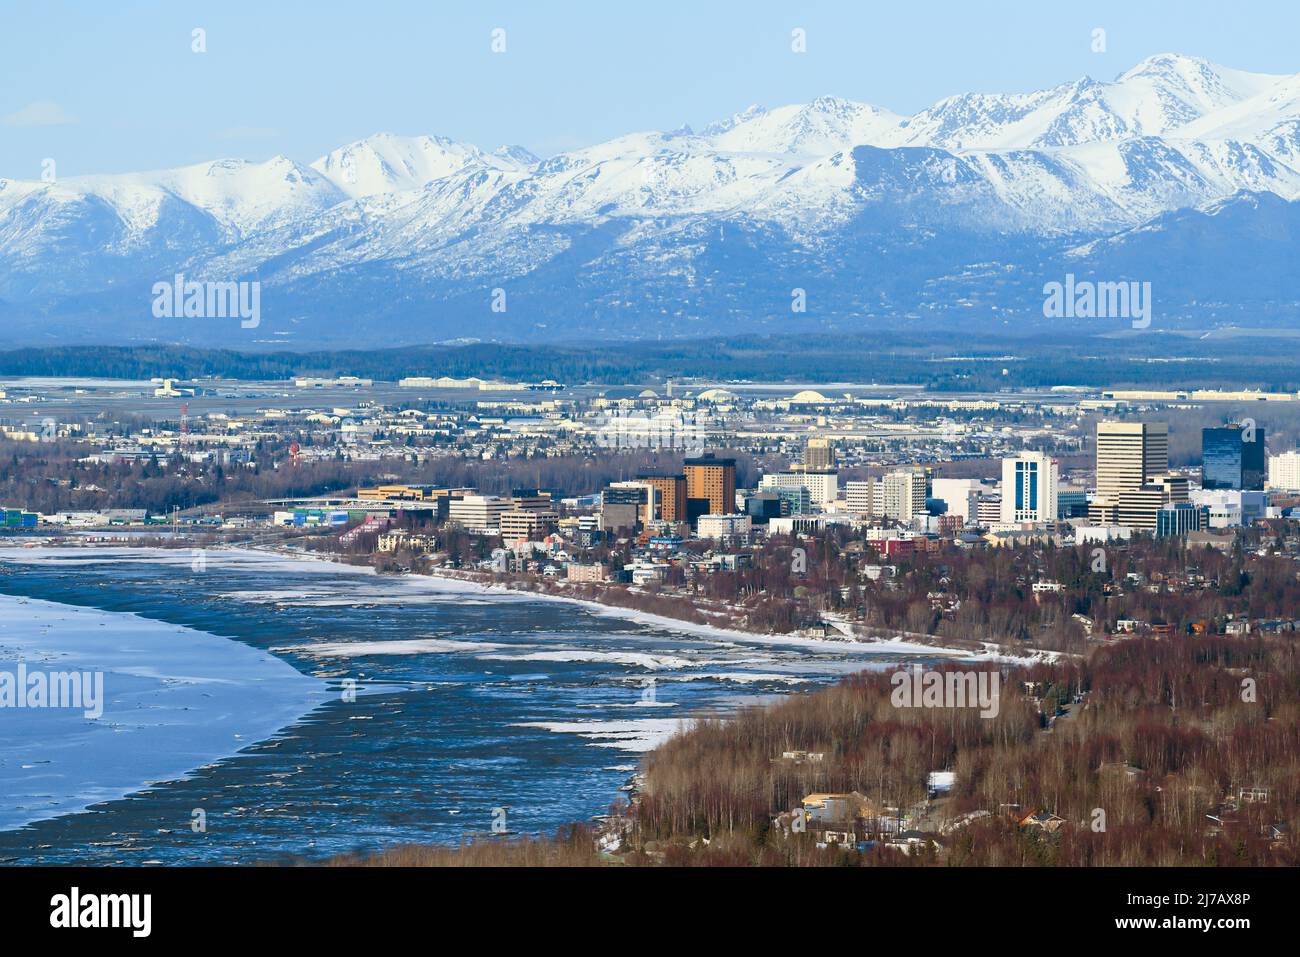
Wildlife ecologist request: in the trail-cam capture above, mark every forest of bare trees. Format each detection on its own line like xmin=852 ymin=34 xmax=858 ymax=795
xmin=337 ymin=636 xmax=1299 ymax=867
xmin=632 ymin=636 xmax=1300 ymax=866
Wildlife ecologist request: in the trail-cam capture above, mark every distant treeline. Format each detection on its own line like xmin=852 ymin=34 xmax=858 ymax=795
xmin=5 ymin=333 xmax=1300 ymax=390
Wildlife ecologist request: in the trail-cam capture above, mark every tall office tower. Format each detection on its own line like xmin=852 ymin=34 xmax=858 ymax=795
xmin=880 ymin=468 xmax=928 ymax=522
xmin=1202 ymin=425 xmax=1266 ymax=491
xmin=602 ymin=482 xmax=655 ymax=530
xmin=636 ymin=473 xmax=687 ymax=523
xmin=684 ymin=453 xmax=737 ymax=520
xmin=999 ymin=452 xmax=1059 ymax=524
xmin=845 ymin=479 xmax=877 ymax=515
xmin=1268 ymin=450 xmax=1300 ymax=491
xmin=1095 ymin=422 xmax=1168 ymax=499
xmin=804 ymin=437 xmax=835 ymax=470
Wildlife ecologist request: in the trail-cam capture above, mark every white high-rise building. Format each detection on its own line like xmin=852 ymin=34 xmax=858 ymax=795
xmin=879 ymin=469 xmax=928 ymax=522
xmin=448 ymin=495 xmax=511 ymax=532
xmin=845 ymin=480 xmax=876 ymax=515
xmin=760 ymin=469 xmax=839 ymax=507
xmin=1268 ymin=451 xmax=1300 ymax=491
xmin=1000 ymin=453 xmax=1059 ymax=524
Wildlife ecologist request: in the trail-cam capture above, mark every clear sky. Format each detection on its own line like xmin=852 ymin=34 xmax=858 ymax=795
xmin=2 ymin=0 xmax=1298 ymax=178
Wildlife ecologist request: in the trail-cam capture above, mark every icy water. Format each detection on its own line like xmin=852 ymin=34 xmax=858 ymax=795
xmin=0 ymin=546 xmax=923 ymax=865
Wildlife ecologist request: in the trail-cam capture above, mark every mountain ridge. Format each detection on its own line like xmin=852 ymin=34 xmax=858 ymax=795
xmin=2 ymin=53 xmax=1298 ymax=346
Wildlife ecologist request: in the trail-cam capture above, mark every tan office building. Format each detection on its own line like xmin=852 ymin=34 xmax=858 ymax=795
xmin=499 ymin=508 xmax=558 ymax=543
xmin=448 ymin=495 xmax=511 ymax=532
xmin=685 ymin=453 xmax=737 ymax=518
xmin=1091 ymin=421 xmax=1176 ymax=530
xmin=1095 ymin=422 xmax=1168 ymax=499
xmin=805 ymin=437 xmax=835 ymax=470
xmin=637 ymin=474 xmax=687 ymax=523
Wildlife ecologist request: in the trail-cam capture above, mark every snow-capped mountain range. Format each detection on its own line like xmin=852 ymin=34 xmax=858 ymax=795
xmin=3 ymin=53 xmax=1299 ymax=346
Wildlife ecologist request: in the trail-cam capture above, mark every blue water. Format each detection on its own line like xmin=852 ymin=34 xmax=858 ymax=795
xmin=0 ymin=547 xmax=912 ymax=865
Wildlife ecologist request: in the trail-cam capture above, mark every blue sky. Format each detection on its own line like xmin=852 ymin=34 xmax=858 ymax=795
xmin=2 ymin=0 xmax=1298 ymax=177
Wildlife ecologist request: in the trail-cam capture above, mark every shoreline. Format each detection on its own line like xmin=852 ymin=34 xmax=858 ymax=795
xmin=231 ymin=541 xmax=1049 ymax=664
xmin=365 ymin=557 xmax=1060 ymax=666
xmin=4 ymin=534 xmax=1060 ymax=663
xmin=0 ymin=537 xmax=1051 ymax=856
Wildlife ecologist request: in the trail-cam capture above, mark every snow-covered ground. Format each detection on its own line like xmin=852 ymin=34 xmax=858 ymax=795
xmin=0 ymin=593 xmax=327 ymax=832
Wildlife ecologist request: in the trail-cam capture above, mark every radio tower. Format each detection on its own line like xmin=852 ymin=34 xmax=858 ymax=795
xmin=180 ymin=402 xmax=189 ymax=441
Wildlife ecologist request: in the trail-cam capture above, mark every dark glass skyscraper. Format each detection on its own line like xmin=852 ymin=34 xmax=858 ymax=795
xmin=1202 ymin=426 xmax=1265 ymax=490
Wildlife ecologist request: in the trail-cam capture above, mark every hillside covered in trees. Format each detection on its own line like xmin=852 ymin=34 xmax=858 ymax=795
xmin=340 ymin=636 xmax=1300 ymax=867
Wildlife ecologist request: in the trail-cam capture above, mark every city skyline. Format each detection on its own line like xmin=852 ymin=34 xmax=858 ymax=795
xmin=3 ymin=0 xmax=1297 ymax=911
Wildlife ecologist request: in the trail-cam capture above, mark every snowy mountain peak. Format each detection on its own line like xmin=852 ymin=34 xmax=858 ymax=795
xmin=1115 ymin=52 xmax=1277 ymax=94
xmin=1119 ymin=52 xmax=1216 ymax=80
xmin=901 ymin=55 xmax=1297 ymax=151
xmin=703 ymin=104 xmax=768 ymax=135
xmin=311 ymin=132 xmax=528 ymax=199
xmin=1114 ymin=53 xmax=1288 ymax=124
xmin=492 ymin=144 xmax=541 ymax=166
xmin=710 ymin=96 xmax=904 ymax=156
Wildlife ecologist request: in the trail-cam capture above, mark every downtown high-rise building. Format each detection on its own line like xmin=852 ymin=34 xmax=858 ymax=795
xmin=760 ymin=469 xmax=839 ymax=507
xmin=1202 ymin=425 xmax=1265 ymax=491
xmin=1268 ymin=450 xmax=1300 ymax=491
xmin=1090 ymin=421 xmax=1175 ymax=531
xmin=845 ymin=479 xmax=876 ymax=515
xmin=804 ymin=437 xmax=835 ymax=470
xmin=999 ymin=452 xmax=1059 ymax=524
xmin=684 ymin=452 xmax=737 ymax=523
xmin=1095 ymin=422 xmax=1169 ymax=500
xmin=636 ymin=473 xmax=687 ymax=523
xmin=879 ymin=468 xmax=928 ymax=523
xmin=843 ymin=470 xmax=925 ymax=522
